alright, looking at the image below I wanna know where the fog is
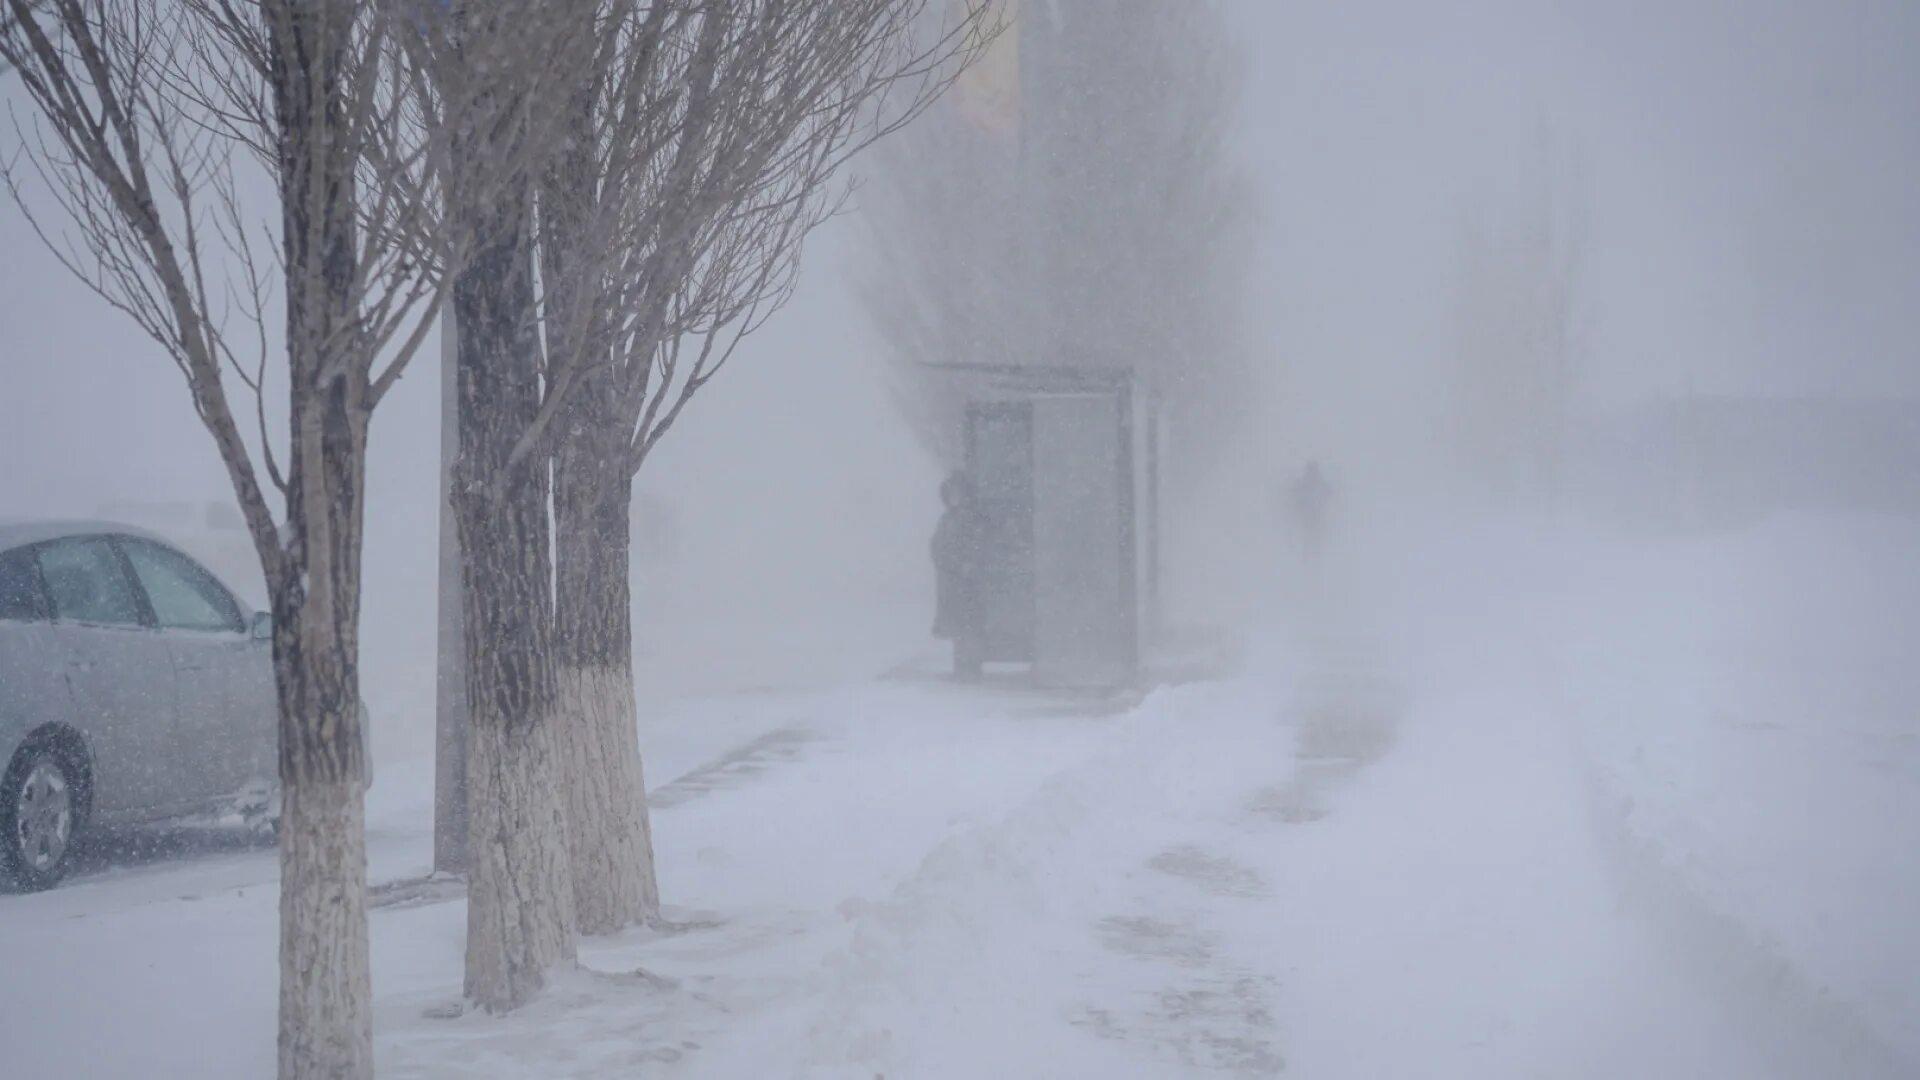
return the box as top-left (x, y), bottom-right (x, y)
top-left (1243, 5), bottom-right (1917, 457)
top-left (2, 1), bottom-right (1916, 1076)
top-left (5, 2), bottom-right (1916, 678)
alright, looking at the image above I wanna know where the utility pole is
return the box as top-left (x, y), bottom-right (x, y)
top-left (432, 303), bottom-right (468, 874)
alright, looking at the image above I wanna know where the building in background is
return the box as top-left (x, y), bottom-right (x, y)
top-left (1571, 395), bottom-right (1920, 528)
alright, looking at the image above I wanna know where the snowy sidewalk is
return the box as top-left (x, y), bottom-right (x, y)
top-left (370, 676), bottom-right (1291, 1078)
top-left (1247, 670), bottom-right (1780, 1080)
top-left (372, 641), bottom-right (1811, 1079)
top-left (7, 597), bottom-right (1913, 1078)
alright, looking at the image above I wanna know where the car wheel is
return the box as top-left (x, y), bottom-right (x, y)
top-left (1, 744), bottom-right (81, 891)
top-left (246, 812), bottom-right (280, 845)
top-left (235, 780), bottom-right (279, 844)
top-left (247, 789), bottom-right (281, 844)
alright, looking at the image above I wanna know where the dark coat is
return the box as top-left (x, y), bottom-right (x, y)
top-left (931, 505), bottom-right (985, 639)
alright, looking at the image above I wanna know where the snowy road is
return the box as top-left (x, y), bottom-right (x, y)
top-left (3, 631), bottom-right (1913, 1077)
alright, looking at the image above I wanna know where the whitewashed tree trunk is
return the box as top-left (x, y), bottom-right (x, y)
top-left (277, 778), bottom-right (371, 1077)
top-left (542, 121), bottom-right (660, 934)
top-left (556, 663), bottom-right (658, 929)
top-left (271, 494), bottom-right (374, 1078)
top-left (451, 180), bottom-right (578, 1013)
top-left (461, 688), bottom-right (574, 1008)
top-left (553, 461), bottom-right (659, 933)
top-left (270, 12), bottom-right (377, 1067)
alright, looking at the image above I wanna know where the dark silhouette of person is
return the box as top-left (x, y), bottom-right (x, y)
top-left (1292, 460), bottom-right (1331, 565)
top-left (931, 470), bottom-right (986, 678)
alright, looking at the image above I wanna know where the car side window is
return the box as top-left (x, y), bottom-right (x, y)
top-left (121, 539), bottom-right (244, 633)
top-left (0, 546), bottom-right (49, 622)
top-left (36, 537), bottom-right (146, 627)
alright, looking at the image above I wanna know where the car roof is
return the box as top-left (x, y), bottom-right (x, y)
top-left (0, 519), bottom-right (174, 552)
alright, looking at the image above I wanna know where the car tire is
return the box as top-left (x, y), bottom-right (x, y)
top-left (248, 812), bottom-right (280, 846)
top-left (239, 782), bottom-right (280, 844)
top-left (1, 743), bottom-right (82, 891)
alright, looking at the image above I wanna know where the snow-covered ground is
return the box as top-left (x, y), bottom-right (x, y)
top-left (1554, 513), bottom-right (1920, 1072)
top-left (2, 511), bottom-right (1914, 1079)
top-left (1337, 505), bottom-right (1920, 1077)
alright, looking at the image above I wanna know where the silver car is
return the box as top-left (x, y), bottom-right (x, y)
top-left (0, 521), bottom-right (288, 889)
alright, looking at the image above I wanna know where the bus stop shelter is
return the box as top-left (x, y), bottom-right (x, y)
top-left (928, 362), bottom-right (1161, 689)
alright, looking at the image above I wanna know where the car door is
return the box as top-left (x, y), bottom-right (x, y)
top-left (0, 545), bottom-right (76, 765)
top-left (34, 535), bottom-right (185, 820)
top-left (118, 537), bottom-right (265, 803)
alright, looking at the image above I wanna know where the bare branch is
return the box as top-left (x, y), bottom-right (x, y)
top-left (517, 0), bottom-right (998, 495)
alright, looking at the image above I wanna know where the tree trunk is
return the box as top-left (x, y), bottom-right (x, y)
top-left (451, 184), bottom-right (578, 1013)
top-left (540, 86), bottom-right (661, 934)
top-left (272, 398), bottom-right (373, 1076)
top-left (553, 456), bottom-right (660, 934)
top-left (271, 296), bottom-right (374, 1080)
top-left (271, 519), bottom-right (373, 1079)
top-left (269, 7), bottom-right (375, 1073)
top-left (276, 770), bottom-right (370, 1079)
top-left (461, 663), bottom-right (574, 1011)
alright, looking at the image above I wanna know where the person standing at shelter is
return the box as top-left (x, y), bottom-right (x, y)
top-left (931, 470), bottom-right (987, 679)
top-left (1291, 460), bottom-right (1331, 566)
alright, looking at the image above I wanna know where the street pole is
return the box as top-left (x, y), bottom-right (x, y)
top-left (432, 301), bottom-right (468, 874)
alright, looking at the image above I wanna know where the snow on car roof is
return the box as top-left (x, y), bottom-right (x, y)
top-left (0, 519), bottom-right (172, 551)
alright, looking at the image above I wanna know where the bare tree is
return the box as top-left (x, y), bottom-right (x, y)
top-left (0, 0), bottom-right (605, 1060)
top-left (528, 0), bottom-right (996, 937)
top-left (863, 0), bottom-right (1254, 494)
top-left (397, 0), bottom-right (612, 1013)
top-left (0, 0), bottom-right (451, 1074)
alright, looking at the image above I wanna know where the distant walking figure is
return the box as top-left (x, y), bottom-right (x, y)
top-left (1291, 460), bottom-right (1331, 565)
top-left (931, 471), bottom-right (986, 678)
